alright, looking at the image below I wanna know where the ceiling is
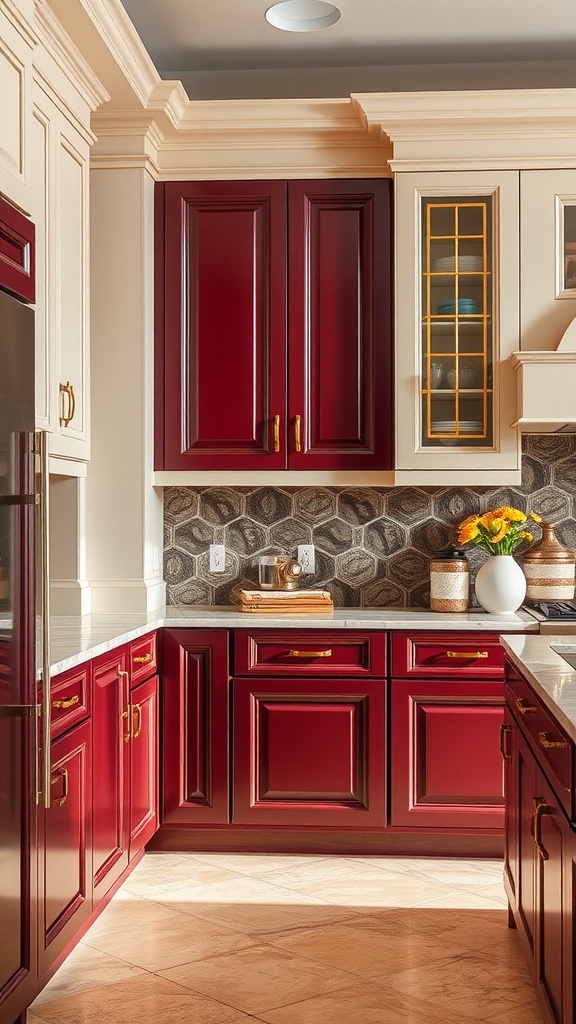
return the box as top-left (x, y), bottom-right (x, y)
top-left (120, 0), bottom-right (576, 99)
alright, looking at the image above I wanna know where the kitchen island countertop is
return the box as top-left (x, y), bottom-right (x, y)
top-left (47, 605), bottom-right (537, 677)
top-left (501, 632), bottom-right (576, 744)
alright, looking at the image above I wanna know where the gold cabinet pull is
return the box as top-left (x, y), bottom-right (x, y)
top-left (273, 414), bottom-right (280, 453)
top-left (516, 697), bottom-right (537, 715)
top-left (133, 653), bottom-right (152, 664)
top-left (59, 381), bottom-right (76, 427)
top-left (51, 767), bottom-right (69, 808)
top-left (132, 703), bottom-right (143, 740)
top-left (446, 650), bottom-right (489, 659)
top-left (499, 722), bottom-right (512, 762)
top-left (530, 796), bottom-right (552, 861)
top-left (52, 694), bottom-right (80, 710)
top-left (538, 730), bottom-right (568, 750)
top-left (121, 707), bottom-right (132, 743)
top-left (294, 414), bottom-right (302, 452)
top-left (288, 649), bottom-right (332, 658)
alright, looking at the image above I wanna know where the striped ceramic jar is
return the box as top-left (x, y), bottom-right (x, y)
top-left (430, 549), bottom-right (469, 612)
top-left (522, 523), bottom-right (575, 602)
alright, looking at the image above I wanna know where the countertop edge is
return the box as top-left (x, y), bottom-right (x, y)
top-left (500, 633), bottom-right (576, 745)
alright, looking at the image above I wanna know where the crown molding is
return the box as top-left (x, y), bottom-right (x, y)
top-left (77, 0), bottom-right (159, 107)
top-left (1, 0), bottom-right (38, 48)
top-left (34, 0), bottom-right (109, 112)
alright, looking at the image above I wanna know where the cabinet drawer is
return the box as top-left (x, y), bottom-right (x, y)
top-left (391, 632), bottom-right (505, 678)
top-left (506, 667), bottom-right (573, 813)
top-left (129, 633), bottom-right (158, 687)
top-left (50, 664), bottom-right (90, 738)
top-left (234, 630), bottom-right (387, 677)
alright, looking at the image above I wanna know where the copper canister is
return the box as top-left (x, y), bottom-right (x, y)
top-left (430, 548), bottom-right (469, 612)
top-left (522, 523), bottom-right (575, 602)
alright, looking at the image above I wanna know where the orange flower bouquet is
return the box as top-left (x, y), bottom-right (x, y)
top-left (457, 506), bottom-right (542, 556)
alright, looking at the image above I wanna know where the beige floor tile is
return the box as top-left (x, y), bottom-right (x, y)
top-left (388, 948), bottom-right (537, 1021)
top-left (483, 998), bottom-right (544, 1023)
top-left (253, 856), bottom-right (426, 890)
top-left (400, 858), bottom-right (505, 887)
top-left (270, 873), bottom-right (442, 908)
top-left (163, 874), bottom-right (356, 934)
top-left (33, 973), bottom-right (256, 1024)
top-left (122, 853), bottom-right (245, 897)
top-left (260, 914), bottom-right (469, 979)
top-left (255, 979), bottom-right (467, 1024)
top-left (185, 853), bottom-right (334, 877)
top-left (159, 942), bottom-right (355, 1015)
top-left (31, 945), bottom-right (146, 1007)
top-left (82, 900), bottom-right (257, 971)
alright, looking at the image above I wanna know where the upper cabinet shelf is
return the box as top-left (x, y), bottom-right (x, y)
top-left (395, 171), bottom-right (521, 483)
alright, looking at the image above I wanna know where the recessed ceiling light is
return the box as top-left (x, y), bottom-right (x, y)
top-left (265, 1), bottom-right (341, 33)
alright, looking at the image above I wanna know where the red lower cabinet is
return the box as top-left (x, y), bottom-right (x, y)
top-left (91, 649), bottom-right (130, 903)
top-left (232, 677), bottom-right (386, 827)
top-left (162, 630), bottom-right (230, 825)
top-left (39, 720), bottom-right (92, 977)
top-left (389, 678), bottom-right (505, 830)
top-left (128, 674), bottom-right (159, 854)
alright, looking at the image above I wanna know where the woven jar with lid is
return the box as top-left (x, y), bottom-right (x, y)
top-left (522, 522), bottom-right (575, 602)
top-left (429, 548), bottom-right (469, 612)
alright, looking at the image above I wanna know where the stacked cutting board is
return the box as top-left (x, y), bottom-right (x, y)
top-left (238, 589), bottom-right (334, 612)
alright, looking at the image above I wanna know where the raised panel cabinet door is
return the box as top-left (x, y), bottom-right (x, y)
top-left (534, 765), bottom-right (567, 1024)
top-left (162, 630), bottom-right (229, 824)
top-left (287, 179), bottom-right (392, 470)
top-left (389, 679), bottom-right (505, 830)
top-left (157, 181), bottom-right (287, 470)
top-left (92, 650), bottom-right (130, 902)
top-left (0, 194), bottom-right (35, 303)
top-left (501, 705), bottom-right (519, 909)
top-left (232, 676), bottom-right (386, 826)
top-left (39, 720), bottom-right (91, 978)
top-left (128, 675), bottom-right (159, 856)
top-left (515, 726), bottom-right (539, 968)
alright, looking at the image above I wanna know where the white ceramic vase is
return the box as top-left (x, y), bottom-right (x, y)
top-left (474, 555), bottom-right (527, 614)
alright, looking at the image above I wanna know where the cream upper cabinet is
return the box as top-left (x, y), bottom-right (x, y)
top-left (0, 0), bottom-right (35, 213)
top-left (520, 170), bottom-right (576, 352)
top-left (31, 80), bottom-right (90, 473)
top-left (395, 170), bottom-right (522, 485)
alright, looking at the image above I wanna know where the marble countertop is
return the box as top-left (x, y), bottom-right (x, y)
top-left (46, 605), bottom-right (537, 677)
top-left (500, 633), bottom-right (576, 744)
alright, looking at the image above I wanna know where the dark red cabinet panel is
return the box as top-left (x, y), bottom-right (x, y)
top-left (391, 631), bottom-right (505, 679)
top-left (390, 678), bottom-right (505, 829)
top-left (91, 649), bottom-right (130, 902)
top-left (39, 720), bottom-right (92, 977)
top-left (162, 629), bottom-right (230, 824)
top-left (234, 629), bottom-right (387, 677)
top-left (232, 676), bottom-right (386, 827)
top-left (128, 674), bottom-right (159, 855)
top-left (0, 194), bottom-right (35, 303)
top-left (156, 178), bottom-right (392, 471)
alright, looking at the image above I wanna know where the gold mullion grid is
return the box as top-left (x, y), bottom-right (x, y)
top-left (422, 199), bottom-right (491, 443)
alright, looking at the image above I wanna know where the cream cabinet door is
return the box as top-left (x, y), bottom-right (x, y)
top-left (0, 2), bottom-right (34, 213)
top-left (31, 81), bottom-right (90, 472)
top-left (395, 170), bottom-right (521, 484)
top-left (520, 170), bottom-right (576, 352)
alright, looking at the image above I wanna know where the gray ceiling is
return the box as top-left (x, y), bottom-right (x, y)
top-left (120, 0), bottom-right (576, 99)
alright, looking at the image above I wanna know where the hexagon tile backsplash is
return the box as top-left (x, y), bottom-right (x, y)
top-left (164, 435), bottom-right (576, 608)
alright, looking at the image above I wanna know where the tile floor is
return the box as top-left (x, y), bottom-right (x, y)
top-left (29, 853), bottom-right (543, 1023)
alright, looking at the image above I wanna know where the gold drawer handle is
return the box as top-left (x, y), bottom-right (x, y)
top-left (288, 649), bottom-right (332, 658)
top-left (132, 703), bottom-right (142, 740)
top-left (51, 767), bottom-right (69, 808)
top-left (133, 653), bottom-right (152, 664)
top-left (59, 381), bottom-right (76, 427)
top-left (52, 694), bottom-right (80, 710)
top-left (122, 707), bottom-right (131, 743)
top-left (516, 697), bottom-right (537, 715)
top-left (294, 414), bottom-right (302, 452)
top-left (273, 414), bottom-right (280, 453)
top-left (538, 730), bottom-right (568, 750)
top-left (531, 796), bottom-right (552, 860)
top-left (446, 650), bottom-right (489, 659)
top-left (499, 722), bottom-right (512, 762)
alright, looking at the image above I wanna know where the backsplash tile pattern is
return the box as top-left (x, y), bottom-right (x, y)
top-left (164, 435), bottom-right (576, 607)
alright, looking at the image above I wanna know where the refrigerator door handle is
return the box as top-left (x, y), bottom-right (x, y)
top-left (36, 430), bottom-right (51, 809)
top-left (0, 705), bottom-right (40, 717)
top-left (0, 494), bottom-right (38, 506)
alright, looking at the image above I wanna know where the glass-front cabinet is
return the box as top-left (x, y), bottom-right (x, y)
top-left (395, 171), bottom-right (521, 482)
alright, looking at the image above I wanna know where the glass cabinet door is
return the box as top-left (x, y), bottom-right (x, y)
top-left (421, 196), bottom-right (493, 448)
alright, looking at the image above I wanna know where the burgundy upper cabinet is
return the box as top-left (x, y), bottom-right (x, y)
top-left (0, 193), bottom-right (35, 303)
top-left (155, 178), bottom-right (392, 471)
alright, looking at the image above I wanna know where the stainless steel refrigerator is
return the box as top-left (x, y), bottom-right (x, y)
top-left (0, 287), bottom-right (39, 1024)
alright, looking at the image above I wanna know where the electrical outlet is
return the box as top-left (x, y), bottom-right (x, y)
top-left (152, 546), bottom-right (160, 573)
top-left (297, 544), bottom-right (315, 574)
top-left (209, 544), bottom-right (225, 572)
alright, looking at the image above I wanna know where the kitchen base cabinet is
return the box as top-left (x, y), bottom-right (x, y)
top-left (162, 630), bottom-right (230, 826)
top-left (503, 658), bottom-right (575, 1024)
top-left (128, 674), bottom-right (159, 855)
top-left (232, 677), bottom-right (386, 827)
top-left (38, 720), bottom-right (92, 979)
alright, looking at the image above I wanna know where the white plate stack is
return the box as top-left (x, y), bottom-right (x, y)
top-left (433, 256), bottom-right (483, 272)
